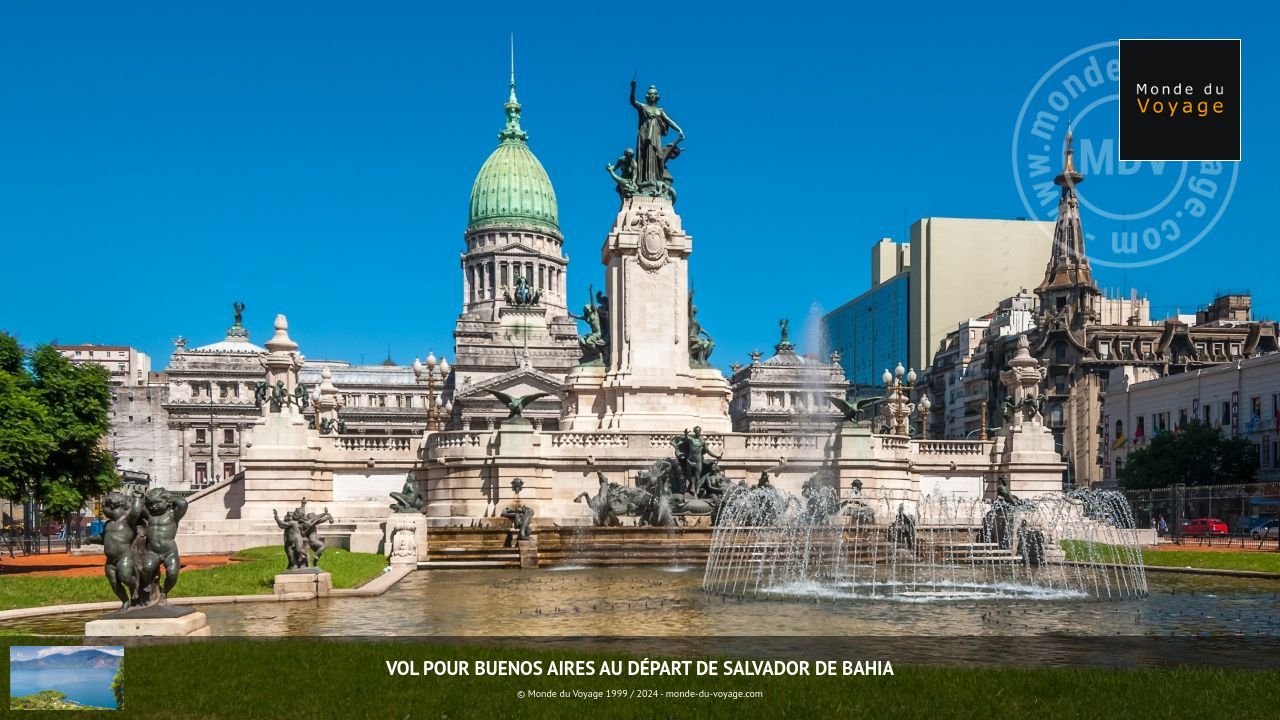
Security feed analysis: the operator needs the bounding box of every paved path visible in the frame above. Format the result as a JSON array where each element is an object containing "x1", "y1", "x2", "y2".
[{"x1": 0, "y1": 551, "x2": 236, "y2": 578}]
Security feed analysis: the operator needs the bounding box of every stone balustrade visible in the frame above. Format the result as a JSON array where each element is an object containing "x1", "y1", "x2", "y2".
[
  {"x1": 879, "y1": 436, "x2": 910, "y2": 450},
  {"x1": 744, "y1": 434, "x2": 822, "y2": 450},
  {"x1": 551, "y1": 433, "x2": 629, "y2": 448},
  {"x1": 914, "y1": 440, "x2": 991, "y2": 455},
  {"x1": 336, "y1": 435, "x2": 415, "y2": 453}
]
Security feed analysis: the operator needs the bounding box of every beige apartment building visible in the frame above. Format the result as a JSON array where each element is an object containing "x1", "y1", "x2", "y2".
[
  {"x1": 56, "y1": 344, "x2": 152, "y2": 387},
  {"x1": 908, "y1": 217, "x2": 1055, "y2": 372}
]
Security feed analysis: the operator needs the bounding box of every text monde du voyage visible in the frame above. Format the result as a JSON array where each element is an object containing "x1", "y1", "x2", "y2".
[
  {"x1": 385, "y1": 659, "x2": 894, "y2": 677},
  {"x1": 1134, "y1": 82, "x2": 1228, "y2": 118}
]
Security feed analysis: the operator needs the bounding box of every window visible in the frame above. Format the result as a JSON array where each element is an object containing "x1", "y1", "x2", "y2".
[
  {"x1": 1049, "y1": 404, "x2": 1064, "y2": 427},
  {"x1": 222, "y1": 462, "x2": 236, "y2": 479},
  {"x1": 1120, "y1": 341, "x2": 1132, "y2": 358},
  {"x1": 1054, "y1": 343, "x2": 1067, "y2": 362},
  {"x1": 1178, "y1": 409, "x2": 1188, "y2": 427},
  {"x1": 1098, "y1": 342, "x2": 1110, "y2": 359},
  {"x1": 194, "y1": 463, "x2": 208, "y2": 484},
  {"x1": 223, "y1": 428, "x2": 235, "y2": 444},
  {"x1": 1204, "y1": 405, "x2": 1211, "y2": 424},
  {"x1": 1230, "y1": 343, "x2": 1241, "y2": 357},
  {"x1": 195, "y1": 428, "x2": 207, "y2": 444},
  {"x1": 1221, "y1": 401, "x2": 1231, "y2": 427}
]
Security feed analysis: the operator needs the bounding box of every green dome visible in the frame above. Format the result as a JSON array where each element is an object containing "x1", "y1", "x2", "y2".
[{"x1": 467, "y1": 82, "x2": 560, "y2": 237}]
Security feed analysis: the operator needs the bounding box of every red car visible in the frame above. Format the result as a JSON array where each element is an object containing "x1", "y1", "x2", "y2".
[{"x1": 1181, "y1": 518, "x2": 1228, "y2": 536}]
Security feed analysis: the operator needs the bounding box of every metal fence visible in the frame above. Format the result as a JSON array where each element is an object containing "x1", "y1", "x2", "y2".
[{"x1": 1124, "y1": 481, "x2": 1280, "y2": 536}]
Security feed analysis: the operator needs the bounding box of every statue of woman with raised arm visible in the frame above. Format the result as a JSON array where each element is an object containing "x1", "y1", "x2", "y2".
[{"x1": 630, "y1": 80, "x2": 684, "y2": 191}]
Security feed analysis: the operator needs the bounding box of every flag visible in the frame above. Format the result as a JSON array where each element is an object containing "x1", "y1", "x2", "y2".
[
  {"x1": 1248, "y1": 415, "x2": 1261, "y2": 433},
  {"x1": 1112, "y1": 434, "x2": 1127, "y2": 450}
]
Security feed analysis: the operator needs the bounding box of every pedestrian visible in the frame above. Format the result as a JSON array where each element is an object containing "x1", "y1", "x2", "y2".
[{"x1": 1157, "y1": 515, "x2": 1168, "y2": 536}]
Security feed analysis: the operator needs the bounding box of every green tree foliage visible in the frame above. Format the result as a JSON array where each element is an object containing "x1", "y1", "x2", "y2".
[
  {"x1": 0, "y1": 333, "x2": 118, "y2": 516},
  {"x1": 1119, "y1": 420, "x2": 1260, "y2": 490},
  {"x1": 112, "y1": 655, "x2": 124, "y2": 709}
]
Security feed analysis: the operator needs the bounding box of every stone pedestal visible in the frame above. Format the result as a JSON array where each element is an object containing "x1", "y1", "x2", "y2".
[
  {"x1": 85, "y1": 608, "x2": 210, "y2": 637},
  {"x1": 385, "y1": 513, "x2": 427, "y2": 563},
  {"x1": 273, "y1": 569, "x2": 333, "y2": 598},
  {"x1": 561, "y1": 195, "x2": 730, "y2": 432},
  {"x1": 1000, "y1": 423, "x2": 1067, "y2": 497},
  {"x1": 517, "y1": 536, "x2": 539, "y2": 569},
  {"x1": 350, "y1": 521, "x2": 385, "y2": 554}
]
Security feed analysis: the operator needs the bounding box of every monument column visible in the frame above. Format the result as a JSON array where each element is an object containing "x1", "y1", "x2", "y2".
[{"x1": 561, "y1": 79, "x2": 730, "y2": 432}]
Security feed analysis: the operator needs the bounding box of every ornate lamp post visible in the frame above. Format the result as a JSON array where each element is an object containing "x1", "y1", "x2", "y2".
[
  {"x1": 919, "y1": 394, "x2": 932, "y2": 439},
  {"x1": 881, "y1": 363, "x2": 918, "y2": 436},
  {"x1": 413, "y1": 352, "x2": 453, "y2": 432}
]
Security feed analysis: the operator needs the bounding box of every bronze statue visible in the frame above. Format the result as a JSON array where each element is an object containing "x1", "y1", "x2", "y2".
[
  {"x1": 996, "y1": 473, "x2": 1021, "y2": 506},
  {"x1": 670, "y1": 426, "x2": 720, "y2": 496},
  {"x1": 274, "y1": 508, "x2": 305, "y2": 569},
  {"x1": 390, "y1": 474, "x2": 424, "y2": 513},
  {"x1": 569, "y1": 285, "x2": 609, "y2": 365},
  {"x1": 253, "y1": 380, "x2": 270, "y2": 408},
  {"x1": 606, "y1": 148, "x2": 638, "y2": 198},
  {"x1": 274, "y1": 498, "x2": 332, "y2": 569},
  {"x1": 93, "y1": 488, "x2": 189, "y2": 613},
  {"x1": 625, "y1": 79, "x2": 685, "y2": 200},
  {"x1": 505, "y1": 272, "x2": 541, "y2": 307},
  {"x1": 136, "y1": 488, "x2": 188, "y2": 605},
  {"x1": 233, "y1": 301, "x2": 245, "y2": 326},
  {"x1": 778, "y1": 318, "x2": 790, "y2": 345},
  {"x1": 485, "y1": 389, "x2": 552, "y2": 424},
  {"x1": 826, "y1": 396, "x2": 884, "y2": 425},
  {"x1": 99, "y1": 492, "x2": 142, "y2": 609},
  {"x1": 688, "y1": 291, "x2": 714, "y2": 368},
  {"x1": 574, "y1": 473, "x2": 622, "y2": 527}
]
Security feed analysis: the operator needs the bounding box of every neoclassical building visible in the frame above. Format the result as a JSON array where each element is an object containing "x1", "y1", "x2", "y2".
[
  {"x1": 923, "y1": 133, "x2": 1279, "y2": 487},
  {"x1": 446, "y1": 72, "x2": 581, "y2": 431}
]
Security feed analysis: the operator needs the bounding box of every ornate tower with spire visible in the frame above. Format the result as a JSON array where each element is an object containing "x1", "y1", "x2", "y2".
[
  {"x1": 1034, "y1": 130, "x2": 1101, "y2": 331},
  {"x1": 449, "y1": 53, "x2": 580, "y2": 431}
]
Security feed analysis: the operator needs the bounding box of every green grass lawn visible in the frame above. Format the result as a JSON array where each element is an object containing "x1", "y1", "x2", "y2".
[
  {"x1": 4, "y1": 639, "x2": 1270, "y2": 720},
  {"x1": 0, "y1": 546, "x2": 387, "y2": 611},
  {"x1": 1064, "y1": 540, "x2": 1280, "y2": 573}
]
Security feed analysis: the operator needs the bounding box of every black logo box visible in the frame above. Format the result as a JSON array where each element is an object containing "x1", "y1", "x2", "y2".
[{"x1": 1119, "y1": 39, "x2": 1240, "y2": 161}]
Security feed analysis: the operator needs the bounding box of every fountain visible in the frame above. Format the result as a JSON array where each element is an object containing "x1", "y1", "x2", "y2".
[{"x1": 703, "y1": 481, "x2": 1148, "y2": 602}]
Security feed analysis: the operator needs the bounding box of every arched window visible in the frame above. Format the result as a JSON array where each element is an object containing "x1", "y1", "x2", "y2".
[{"x1": 1049, "y1": 403, "x2": 1064, "y2": 426}]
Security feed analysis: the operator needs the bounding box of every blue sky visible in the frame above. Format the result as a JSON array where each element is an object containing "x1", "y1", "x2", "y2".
[{"x1": 1, "y1": 2, "x2": 1272, "y2": 372}]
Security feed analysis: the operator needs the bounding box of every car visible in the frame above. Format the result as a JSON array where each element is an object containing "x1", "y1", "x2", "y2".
[
  {"x1": 1181, "y1": 518, "x2": 1228, "y2": 536},
  {"x1": 1251, "y1": 520, "x2": 1279, "y2": 540}
]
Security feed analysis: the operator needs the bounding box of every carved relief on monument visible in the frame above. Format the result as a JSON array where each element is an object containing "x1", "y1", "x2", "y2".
[{"x1": 632, "y1": 206, "x2": 672, "y2": 272}]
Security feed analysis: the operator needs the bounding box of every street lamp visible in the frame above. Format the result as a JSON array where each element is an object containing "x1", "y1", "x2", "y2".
[
  {"x1": 413, "y1": 353, "x2": 451, "y2": 432},
  {"x1": 882, "y1": 363, "x2": 919, "y2": 436},
  {"x1": 919, "y1": 394, "x2": 932, "y2": 439}
]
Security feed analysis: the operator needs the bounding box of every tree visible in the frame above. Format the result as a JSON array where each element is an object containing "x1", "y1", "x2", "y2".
[
  {"x1": 0, "y1": 333, "x2": 118, "y2": 544},
  {"x1": 1119, "y1": 420, "x2": 1260, "y2": 490},
  {"x1": 111, "y1": 655, "x2": 124, "y2": 709}
]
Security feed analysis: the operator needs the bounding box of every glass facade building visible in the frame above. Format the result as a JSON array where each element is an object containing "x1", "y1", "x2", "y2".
[{"x1": 822, "y1": 274, "x2": 909, "y2": 388}]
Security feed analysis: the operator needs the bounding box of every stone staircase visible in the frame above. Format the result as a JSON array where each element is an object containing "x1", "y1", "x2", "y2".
[
  {"x1": 419, "y1": 526, "x2": 715, "y2": 569},
  {"x1": 420, "y1": 528, "x2": 521, "y2": 569}
]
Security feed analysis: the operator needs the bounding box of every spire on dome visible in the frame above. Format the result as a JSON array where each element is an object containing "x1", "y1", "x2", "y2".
[{"x1": 498, "y1": 34, "x2": 527, "y2": 143}]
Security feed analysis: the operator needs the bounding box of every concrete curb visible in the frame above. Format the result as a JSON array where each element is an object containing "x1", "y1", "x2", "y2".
[
  {"x1": 0, "y1": 564, "x2": 414, "y2": 622},
  {"x1": 1140, "y1": 564, "x2": 1280, "y2": 580}
]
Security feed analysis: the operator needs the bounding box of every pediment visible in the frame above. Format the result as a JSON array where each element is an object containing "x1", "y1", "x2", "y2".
[{"x1": 454, "y1": 367, "x2": 564, "y2": 401}]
